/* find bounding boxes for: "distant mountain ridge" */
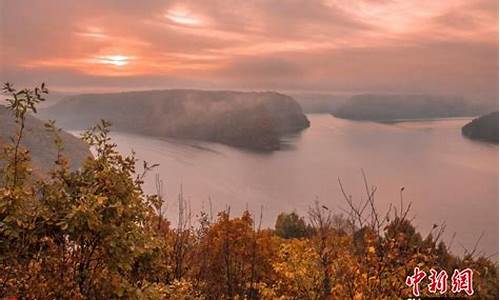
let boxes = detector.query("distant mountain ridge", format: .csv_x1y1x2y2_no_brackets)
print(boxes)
462,111,499,143
289,92,349,113
0,106,91,175
40,89,310,151
333,94,489,121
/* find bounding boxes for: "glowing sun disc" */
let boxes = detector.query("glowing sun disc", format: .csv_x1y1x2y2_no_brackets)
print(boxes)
98,55,130,66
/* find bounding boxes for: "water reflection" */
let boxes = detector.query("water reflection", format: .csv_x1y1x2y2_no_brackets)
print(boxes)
92,114,498,258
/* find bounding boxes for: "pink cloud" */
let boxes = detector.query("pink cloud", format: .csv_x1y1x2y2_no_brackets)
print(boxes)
0,0,497,98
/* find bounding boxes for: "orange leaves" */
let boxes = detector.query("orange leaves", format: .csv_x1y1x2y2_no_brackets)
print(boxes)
0,83,498,299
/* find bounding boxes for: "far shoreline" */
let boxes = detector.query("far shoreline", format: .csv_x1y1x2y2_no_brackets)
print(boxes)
329,113,476,124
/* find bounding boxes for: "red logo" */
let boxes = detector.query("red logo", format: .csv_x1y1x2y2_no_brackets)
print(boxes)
406,267,474,297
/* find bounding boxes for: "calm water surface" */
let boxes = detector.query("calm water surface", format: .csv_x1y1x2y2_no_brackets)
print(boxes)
90,114,498,257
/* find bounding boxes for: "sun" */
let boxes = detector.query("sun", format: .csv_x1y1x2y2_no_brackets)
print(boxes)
97,55,130,67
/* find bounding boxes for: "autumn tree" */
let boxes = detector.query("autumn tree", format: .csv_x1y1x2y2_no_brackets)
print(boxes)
274,211,313,239
0,83,497,299
0,83,167,298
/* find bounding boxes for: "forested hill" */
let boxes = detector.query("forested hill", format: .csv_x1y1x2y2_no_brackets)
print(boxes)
462,111,499,143
41,90,310,151
2,85,498,299
333,94,488,121
0,105,91,173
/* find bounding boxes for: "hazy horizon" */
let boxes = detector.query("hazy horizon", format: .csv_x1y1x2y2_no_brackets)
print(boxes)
1,0,498,101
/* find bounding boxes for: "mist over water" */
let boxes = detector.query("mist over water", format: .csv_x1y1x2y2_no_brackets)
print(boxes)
82,114,498,258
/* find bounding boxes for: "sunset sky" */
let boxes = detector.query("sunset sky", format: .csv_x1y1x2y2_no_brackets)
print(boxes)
0,0,498,98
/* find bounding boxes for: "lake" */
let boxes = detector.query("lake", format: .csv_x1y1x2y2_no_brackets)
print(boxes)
97,114,499,258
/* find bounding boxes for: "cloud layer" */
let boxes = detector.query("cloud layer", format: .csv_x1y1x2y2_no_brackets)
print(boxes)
0,0,498,97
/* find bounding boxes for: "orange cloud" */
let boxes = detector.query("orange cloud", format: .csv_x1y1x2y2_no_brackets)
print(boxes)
0,0,497,97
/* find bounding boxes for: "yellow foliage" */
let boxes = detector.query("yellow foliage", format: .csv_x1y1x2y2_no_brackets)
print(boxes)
0,83,497,300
